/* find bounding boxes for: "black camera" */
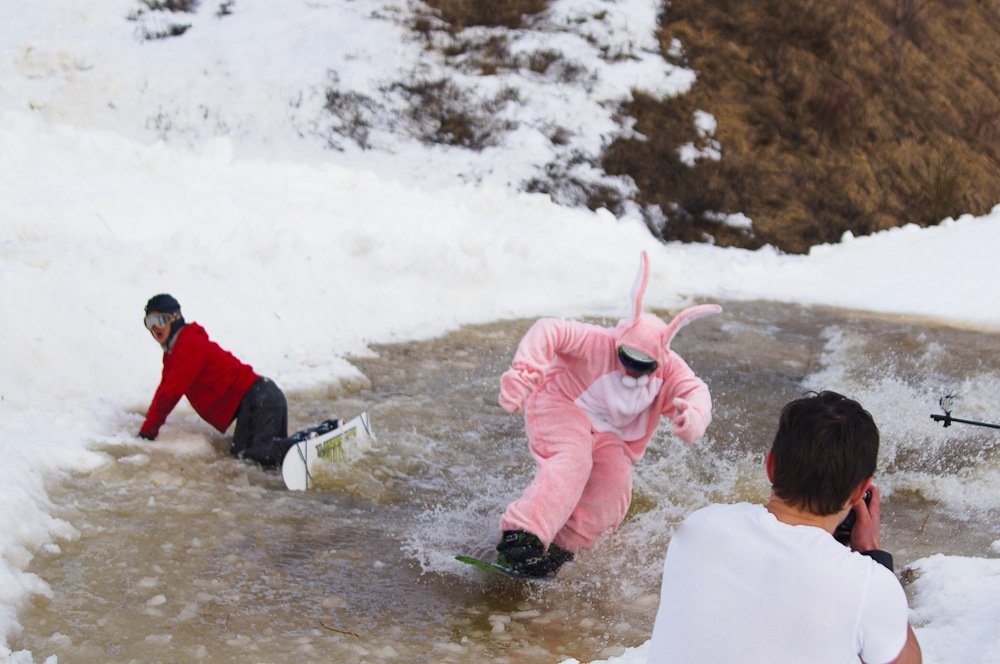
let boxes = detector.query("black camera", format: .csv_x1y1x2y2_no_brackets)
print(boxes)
833,490,872,545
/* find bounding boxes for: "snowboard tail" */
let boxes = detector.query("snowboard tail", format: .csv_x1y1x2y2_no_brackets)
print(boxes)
281,412,376,491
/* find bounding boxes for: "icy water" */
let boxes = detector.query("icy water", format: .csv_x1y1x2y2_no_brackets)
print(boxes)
14,301,1000,663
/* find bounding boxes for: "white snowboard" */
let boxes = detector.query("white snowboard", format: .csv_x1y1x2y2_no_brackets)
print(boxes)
281,412,376,491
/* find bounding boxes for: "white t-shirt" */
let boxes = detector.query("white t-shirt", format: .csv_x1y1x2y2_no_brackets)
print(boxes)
648,503,910,664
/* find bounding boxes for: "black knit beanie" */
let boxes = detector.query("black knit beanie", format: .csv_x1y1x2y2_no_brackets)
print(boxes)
145,293,181,315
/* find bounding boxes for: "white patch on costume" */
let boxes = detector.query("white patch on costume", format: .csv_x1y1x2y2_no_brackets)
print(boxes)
575,372,663,441
621,375,649,388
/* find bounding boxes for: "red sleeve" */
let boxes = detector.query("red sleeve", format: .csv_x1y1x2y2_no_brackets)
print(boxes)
139,329,209,437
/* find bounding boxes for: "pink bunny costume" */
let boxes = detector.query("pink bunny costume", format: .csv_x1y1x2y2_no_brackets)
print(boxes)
498,252,721,553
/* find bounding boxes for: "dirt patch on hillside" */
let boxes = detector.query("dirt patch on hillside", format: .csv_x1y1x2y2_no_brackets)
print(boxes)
606,0,1000,253
419,0,1000,254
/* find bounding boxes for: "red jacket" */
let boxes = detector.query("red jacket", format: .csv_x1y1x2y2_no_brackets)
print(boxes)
140,323,259,438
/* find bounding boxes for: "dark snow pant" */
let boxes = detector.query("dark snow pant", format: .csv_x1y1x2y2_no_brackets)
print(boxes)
231,377,290,467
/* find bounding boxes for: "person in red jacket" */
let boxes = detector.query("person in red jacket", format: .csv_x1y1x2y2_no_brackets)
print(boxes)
138,293,293,467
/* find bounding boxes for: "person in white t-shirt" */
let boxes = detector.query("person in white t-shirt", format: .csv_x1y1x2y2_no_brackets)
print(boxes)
648,390,921,664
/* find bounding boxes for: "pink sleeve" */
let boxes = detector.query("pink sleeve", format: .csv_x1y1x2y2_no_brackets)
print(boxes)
661,353,712,443
498,318,601,413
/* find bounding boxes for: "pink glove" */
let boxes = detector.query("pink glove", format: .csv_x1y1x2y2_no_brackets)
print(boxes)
672,397,707,443
499,368,541,413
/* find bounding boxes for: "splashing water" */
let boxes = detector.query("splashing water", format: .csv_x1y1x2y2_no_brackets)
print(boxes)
13,302,1000,663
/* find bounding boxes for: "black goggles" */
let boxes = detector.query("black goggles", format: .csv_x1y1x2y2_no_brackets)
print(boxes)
144,312,176,331
617,345,658,375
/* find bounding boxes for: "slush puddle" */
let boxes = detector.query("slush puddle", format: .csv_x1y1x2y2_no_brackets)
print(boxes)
13,302,1000,663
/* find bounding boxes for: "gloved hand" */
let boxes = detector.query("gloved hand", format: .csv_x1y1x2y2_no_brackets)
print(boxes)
498,367,542,414
672,397,707,443
137,431,155,441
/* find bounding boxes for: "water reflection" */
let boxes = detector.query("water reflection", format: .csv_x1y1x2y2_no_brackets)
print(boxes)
15,301,1000,663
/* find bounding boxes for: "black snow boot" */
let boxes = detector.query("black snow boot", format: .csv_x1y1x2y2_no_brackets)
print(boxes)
286,418,341,444
495,530,574,578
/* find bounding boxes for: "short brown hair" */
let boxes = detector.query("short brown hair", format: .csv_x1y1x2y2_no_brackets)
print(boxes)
769,391,879,516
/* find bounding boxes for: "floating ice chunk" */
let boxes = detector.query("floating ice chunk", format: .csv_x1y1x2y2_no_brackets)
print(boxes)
119,453,150,466
176,602,199,622
488,614,511,633
322,594,347,609
512,609,541,619
47,633,72,648
146,594,167,606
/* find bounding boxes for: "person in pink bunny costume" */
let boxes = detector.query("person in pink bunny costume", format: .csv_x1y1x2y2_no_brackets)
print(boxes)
494,251,721,577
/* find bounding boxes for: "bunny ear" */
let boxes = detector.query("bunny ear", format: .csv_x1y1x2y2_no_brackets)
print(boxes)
627,251,650,323
663,303,722,349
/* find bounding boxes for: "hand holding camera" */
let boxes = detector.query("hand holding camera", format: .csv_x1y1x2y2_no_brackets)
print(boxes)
833,485,880,551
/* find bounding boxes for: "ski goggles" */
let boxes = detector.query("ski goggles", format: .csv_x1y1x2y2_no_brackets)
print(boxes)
143,312,177,331
617,345,658,375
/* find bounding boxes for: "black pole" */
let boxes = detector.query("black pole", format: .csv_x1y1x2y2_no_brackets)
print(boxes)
930,413,1000,430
